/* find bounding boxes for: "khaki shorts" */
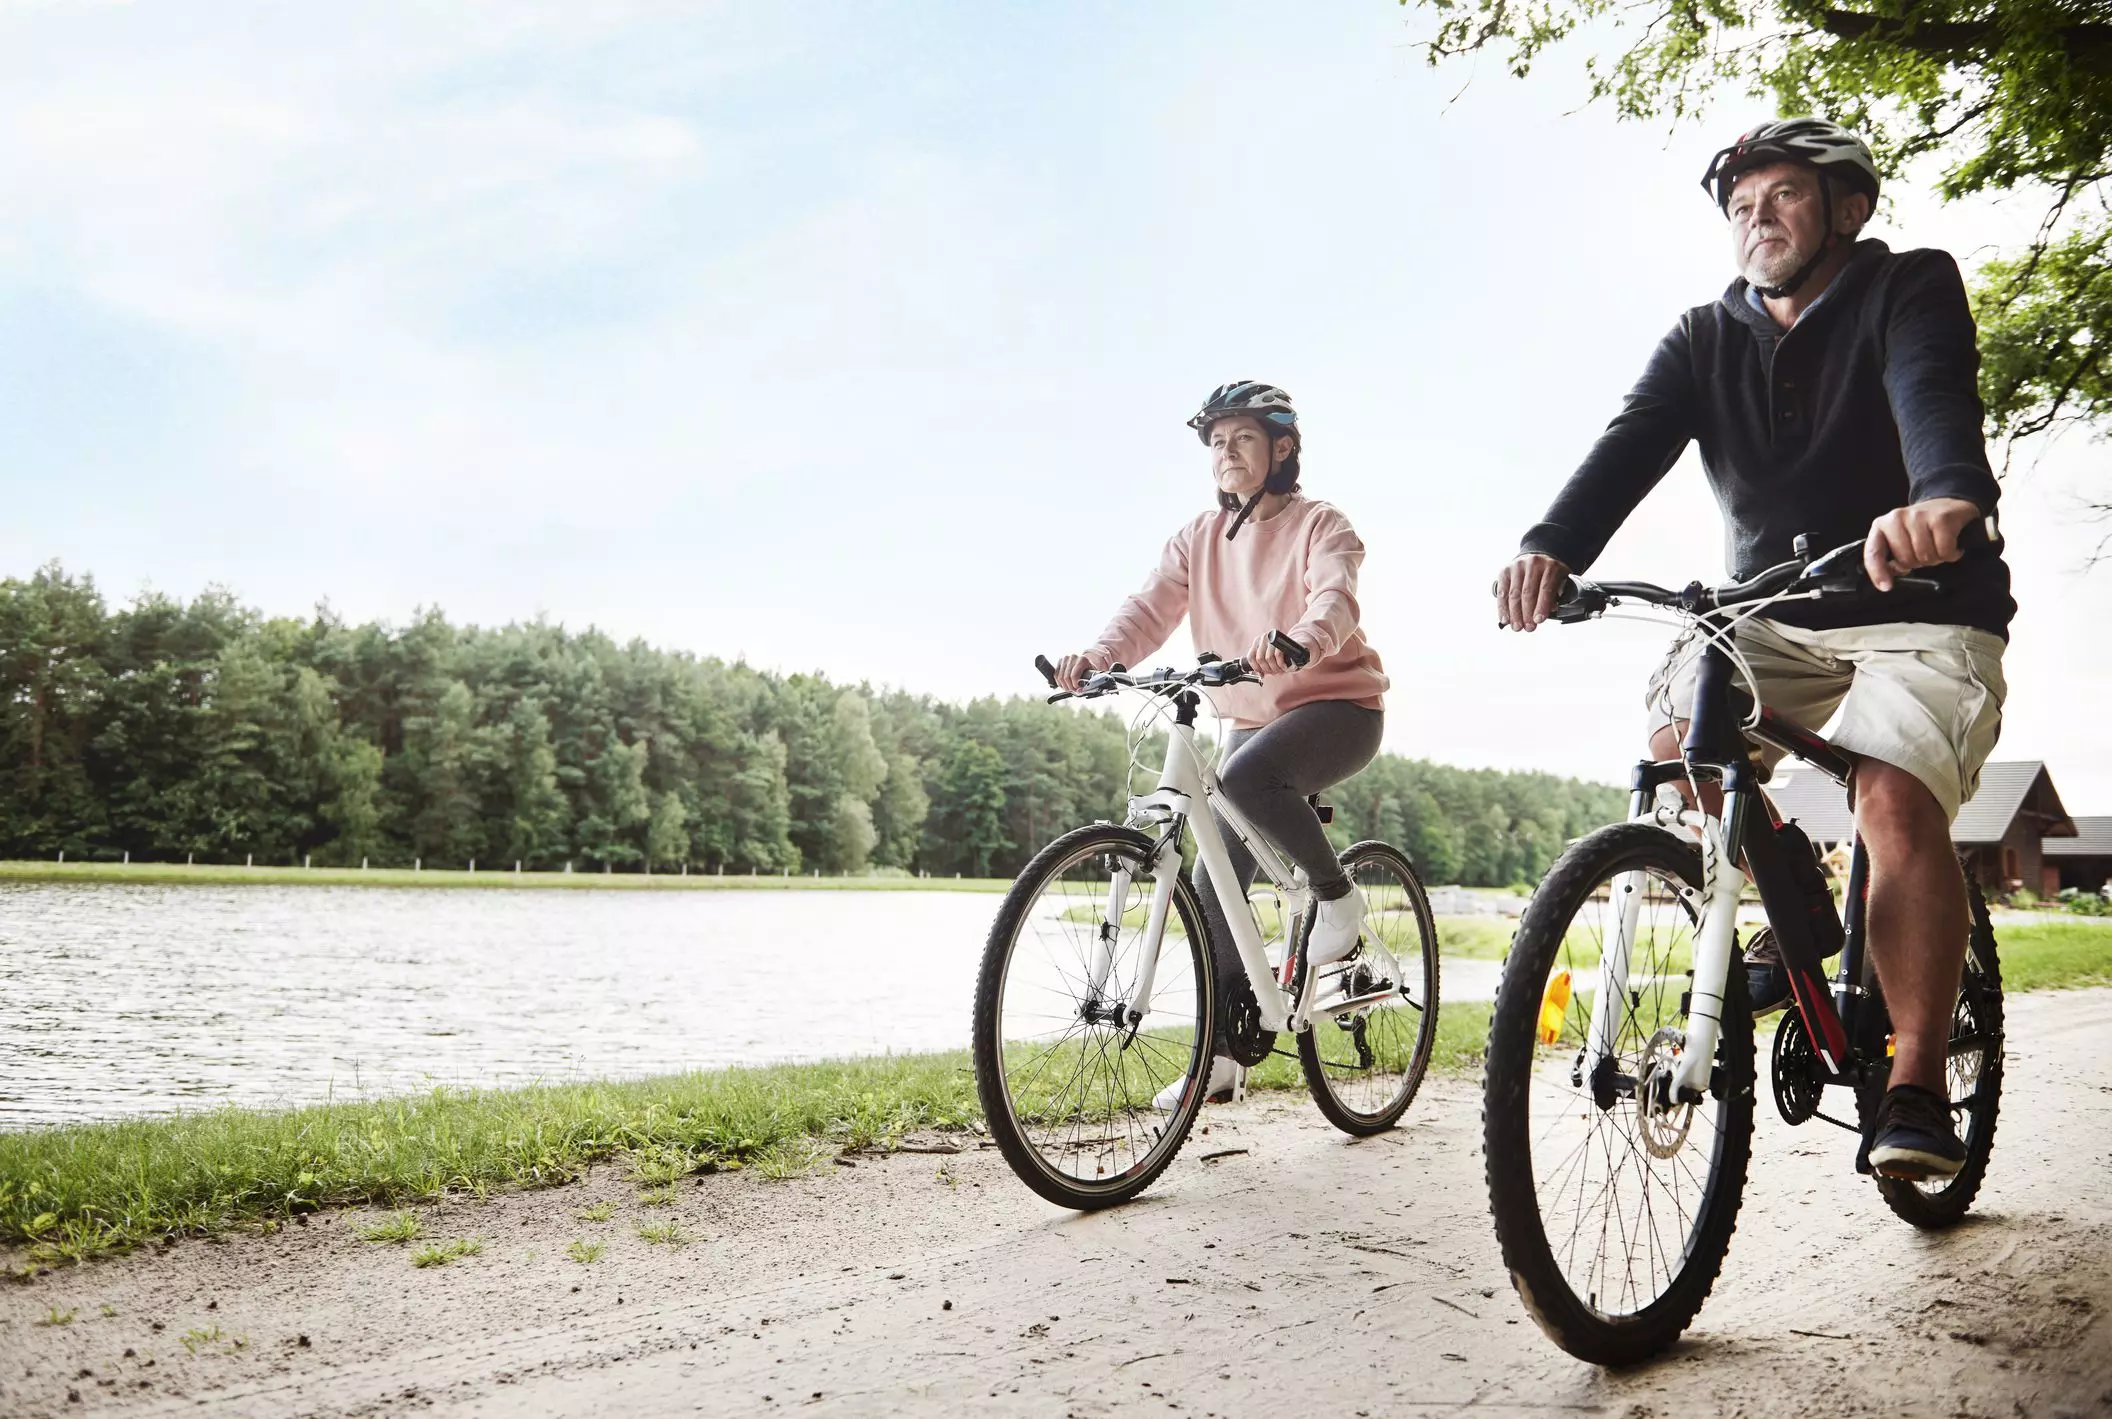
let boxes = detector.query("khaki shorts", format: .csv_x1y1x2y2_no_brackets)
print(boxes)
1647,618,2007,823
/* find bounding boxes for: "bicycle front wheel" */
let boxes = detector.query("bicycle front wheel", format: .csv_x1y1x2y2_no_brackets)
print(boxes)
1298,841,1440,1135
1483,823,1755,1365
971,823,1216,1210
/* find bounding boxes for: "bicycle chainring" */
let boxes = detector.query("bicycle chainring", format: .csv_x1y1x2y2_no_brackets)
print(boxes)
1771,1006,1825,1126
1219,977,1278,1067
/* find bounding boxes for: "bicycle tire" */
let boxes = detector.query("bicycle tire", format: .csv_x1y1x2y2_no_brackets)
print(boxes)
1298,841,1441,1135
1868,872,2003,1228
972,822,1217,1210
1484,822,1756,1366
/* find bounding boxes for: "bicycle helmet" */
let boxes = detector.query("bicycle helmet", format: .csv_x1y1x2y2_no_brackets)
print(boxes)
1700,118,1880,299
1188,381,1300,541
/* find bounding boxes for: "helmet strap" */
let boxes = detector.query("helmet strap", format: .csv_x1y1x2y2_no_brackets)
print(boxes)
1225,444,1288,541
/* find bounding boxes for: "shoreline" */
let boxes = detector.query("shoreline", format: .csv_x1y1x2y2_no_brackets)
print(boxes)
0,861,1012,892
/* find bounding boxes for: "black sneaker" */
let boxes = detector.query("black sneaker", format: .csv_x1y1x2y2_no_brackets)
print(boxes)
1869,1085,1966,1181
1743,928,1793,1016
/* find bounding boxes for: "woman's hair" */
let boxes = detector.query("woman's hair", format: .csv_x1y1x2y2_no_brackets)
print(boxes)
1213,419,1302,513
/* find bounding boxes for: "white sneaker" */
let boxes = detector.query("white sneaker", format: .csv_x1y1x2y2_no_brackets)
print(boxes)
1305,886,1367,969
1152,1055,1241,1111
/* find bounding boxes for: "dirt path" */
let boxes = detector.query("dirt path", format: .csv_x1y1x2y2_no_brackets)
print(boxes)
5,990,2109,1419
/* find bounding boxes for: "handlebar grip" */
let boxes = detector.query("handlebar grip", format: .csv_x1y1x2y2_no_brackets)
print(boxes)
1268,630,1311,668
1033,654,1059,689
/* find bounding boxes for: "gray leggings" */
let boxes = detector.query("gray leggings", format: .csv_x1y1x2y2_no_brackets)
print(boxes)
1194,699,1384,1021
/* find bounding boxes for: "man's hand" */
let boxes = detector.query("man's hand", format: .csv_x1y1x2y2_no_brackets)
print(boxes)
1864,498,1981,592
1054,653,1099,693
1245,633,1294,677
1494,553,1571,632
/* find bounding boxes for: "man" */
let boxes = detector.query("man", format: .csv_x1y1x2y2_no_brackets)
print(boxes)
1493,117,2013,1181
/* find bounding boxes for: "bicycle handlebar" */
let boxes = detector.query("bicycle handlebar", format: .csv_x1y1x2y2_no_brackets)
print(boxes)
1035,632,1310,703
1551,524,1989,624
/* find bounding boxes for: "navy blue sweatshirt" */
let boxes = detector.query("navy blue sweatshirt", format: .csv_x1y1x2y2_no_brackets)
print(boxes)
1520,240,2014,637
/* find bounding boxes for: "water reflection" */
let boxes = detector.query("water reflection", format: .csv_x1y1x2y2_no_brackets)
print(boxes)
0,884,996,1128
0,883,1505,1128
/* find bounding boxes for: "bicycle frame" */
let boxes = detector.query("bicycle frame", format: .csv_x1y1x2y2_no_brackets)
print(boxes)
1092,689,1327,1037
1578,633,1875,1106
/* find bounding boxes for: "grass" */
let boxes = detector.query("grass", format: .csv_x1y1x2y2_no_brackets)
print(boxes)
1993,918,2112,991
0,859,1008,893
410,1238,482,1268
575,1200,614,1223
635,1220,688,1248
566,1239,606,1265
353,1210,422,1244
2,918,2101,1273
0,1054,982,1268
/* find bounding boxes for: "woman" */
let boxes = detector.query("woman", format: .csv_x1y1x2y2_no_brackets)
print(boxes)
1055,380,1390,1105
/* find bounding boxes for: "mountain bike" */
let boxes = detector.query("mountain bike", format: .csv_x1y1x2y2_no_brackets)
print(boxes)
971,635,1441,1209
1483,536,2004,1364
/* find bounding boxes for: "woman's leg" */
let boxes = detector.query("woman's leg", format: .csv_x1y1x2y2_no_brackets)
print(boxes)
1215,701,1384,901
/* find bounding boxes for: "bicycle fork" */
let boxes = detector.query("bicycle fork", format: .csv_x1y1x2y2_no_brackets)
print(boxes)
1579,813,1744,1106
1085,830,1184,1035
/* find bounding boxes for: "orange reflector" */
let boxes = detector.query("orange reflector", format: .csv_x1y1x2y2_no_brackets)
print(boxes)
1886,1032,1896,1058
1538,970,1573,1045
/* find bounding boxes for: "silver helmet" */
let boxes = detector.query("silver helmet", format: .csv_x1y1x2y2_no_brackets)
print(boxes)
1700,117,1880,213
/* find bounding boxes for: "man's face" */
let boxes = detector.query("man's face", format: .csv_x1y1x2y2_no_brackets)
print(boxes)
1727,161,1832,289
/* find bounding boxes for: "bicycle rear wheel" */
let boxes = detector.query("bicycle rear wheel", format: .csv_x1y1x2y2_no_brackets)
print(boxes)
972,823,1215,1210
1868,873,2004,1228
1483,823,1755,1365
1298,841,1440,1135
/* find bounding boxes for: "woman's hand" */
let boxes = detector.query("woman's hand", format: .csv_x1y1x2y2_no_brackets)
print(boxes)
1245,634,1293,677
1054,653,1099,693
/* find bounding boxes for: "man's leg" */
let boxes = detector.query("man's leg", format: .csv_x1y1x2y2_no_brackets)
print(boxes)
1853,759,1969,1094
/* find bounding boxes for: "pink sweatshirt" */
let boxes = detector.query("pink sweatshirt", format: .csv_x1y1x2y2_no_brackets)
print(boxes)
1087,495,1388,728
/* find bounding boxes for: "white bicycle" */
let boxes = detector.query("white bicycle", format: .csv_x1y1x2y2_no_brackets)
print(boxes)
971,636,1441,1209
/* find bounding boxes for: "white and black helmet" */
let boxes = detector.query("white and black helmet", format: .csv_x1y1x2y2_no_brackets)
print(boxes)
1700,117,1880,213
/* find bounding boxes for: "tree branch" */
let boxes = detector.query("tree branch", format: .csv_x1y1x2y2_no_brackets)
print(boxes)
1821,9,2112,74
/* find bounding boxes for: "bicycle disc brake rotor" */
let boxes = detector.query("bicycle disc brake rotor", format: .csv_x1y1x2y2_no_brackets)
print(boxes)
1220,976,1277,1067
1771,1007,1824,1125
1637,1027,1696,1159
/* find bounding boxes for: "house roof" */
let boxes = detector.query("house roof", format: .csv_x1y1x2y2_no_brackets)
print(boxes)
1765,760,2077,847
2045,816,2112,859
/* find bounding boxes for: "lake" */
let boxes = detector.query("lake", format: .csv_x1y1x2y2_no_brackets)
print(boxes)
0,883,1500,1128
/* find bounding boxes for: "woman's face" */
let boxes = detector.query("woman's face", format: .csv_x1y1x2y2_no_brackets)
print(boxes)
1208,415,1289,498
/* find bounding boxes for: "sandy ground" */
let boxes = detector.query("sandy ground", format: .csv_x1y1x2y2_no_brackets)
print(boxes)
4,990,2109,1419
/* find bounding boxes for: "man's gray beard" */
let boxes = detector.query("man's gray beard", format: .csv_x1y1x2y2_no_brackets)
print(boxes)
1742,235,1814,290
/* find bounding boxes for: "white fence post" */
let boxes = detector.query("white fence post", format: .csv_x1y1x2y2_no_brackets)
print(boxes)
515,860,522,874
246,853,253,868
469,858,476,874
415,858,422,872
361,857,368,870
304,855,311,869
123,850,130,865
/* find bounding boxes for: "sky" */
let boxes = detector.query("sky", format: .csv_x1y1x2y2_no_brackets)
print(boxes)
5,0,2109,810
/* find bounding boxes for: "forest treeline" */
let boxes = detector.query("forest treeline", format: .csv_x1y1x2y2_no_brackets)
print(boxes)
0,565,1623,885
